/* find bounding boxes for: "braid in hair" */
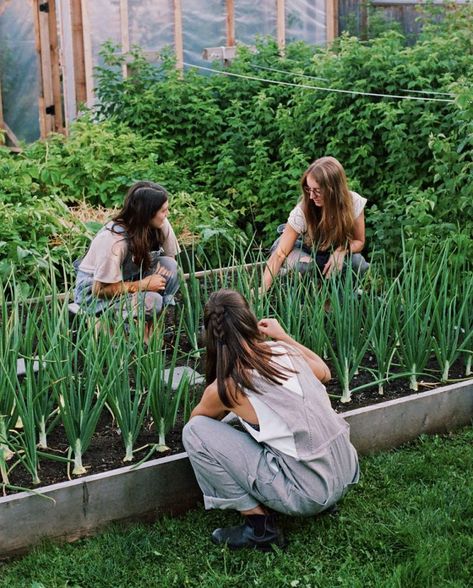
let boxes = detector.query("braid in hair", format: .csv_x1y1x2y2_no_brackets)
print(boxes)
204,289,295,409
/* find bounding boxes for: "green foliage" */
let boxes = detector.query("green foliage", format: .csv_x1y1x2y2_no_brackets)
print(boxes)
1,5,472,290
1,428,472,586
92,4,472,256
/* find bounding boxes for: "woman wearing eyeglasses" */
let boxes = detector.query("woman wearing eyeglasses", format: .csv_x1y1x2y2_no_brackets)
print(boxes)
74,181,180,337
262,156,369,292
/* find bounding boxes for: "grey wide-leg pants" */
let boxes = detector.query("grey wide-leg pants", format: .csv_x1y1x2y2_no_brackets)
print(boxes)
183,416,359,516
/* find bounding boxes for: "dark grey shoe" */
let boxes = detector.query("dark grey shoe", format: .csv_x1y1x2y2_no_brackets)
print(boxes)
211,515,287,551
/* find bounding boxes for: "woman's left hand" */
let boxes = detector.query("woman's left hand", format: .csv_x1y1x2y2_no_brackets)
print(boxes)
323,249,346,279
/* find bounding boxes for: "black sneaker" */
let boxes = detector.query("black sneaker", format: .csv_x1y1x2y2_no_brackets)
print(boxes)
211,514,287,551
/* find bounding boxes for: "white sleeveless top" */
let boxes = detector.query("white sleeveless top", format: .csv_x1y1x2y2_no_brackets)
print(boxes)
239,344,303,458
287,191,367,235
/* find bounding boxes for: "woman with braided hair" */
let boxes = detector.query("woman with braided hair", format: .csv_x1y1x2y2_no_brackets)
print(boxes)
183,289,359,551
262,156,369,292
74,181,180,338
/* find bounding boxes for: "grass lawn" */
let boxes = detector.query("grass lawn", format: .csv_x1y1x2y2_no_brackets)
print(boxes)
1,427,472,588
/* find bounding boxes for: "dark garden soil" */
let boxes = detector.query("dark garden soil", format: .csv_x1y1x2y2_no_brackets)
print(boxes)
5,353,469,496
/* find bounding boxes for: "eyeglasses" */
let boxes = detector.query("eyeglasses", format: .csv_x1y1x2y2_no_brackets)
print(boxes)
303,185,322,197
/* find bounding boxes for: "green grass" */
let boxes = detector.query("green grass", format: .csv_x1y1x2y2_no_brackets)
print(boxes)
1,428,472,588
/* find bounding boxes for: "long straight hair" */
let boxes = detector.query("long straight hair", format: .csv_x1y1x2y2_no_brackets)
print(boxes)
301,156,354,250
112,181,168,269
204,289,294,408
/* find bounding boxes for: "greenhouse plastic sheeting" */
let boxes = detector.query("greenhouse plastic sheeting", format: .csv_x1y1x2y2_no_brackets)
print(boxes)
0,0,40,142
86,0,327,75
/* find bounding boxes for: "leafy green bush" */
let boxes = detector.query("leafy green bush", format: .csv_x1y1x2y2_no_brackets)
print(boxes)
93,5,472,256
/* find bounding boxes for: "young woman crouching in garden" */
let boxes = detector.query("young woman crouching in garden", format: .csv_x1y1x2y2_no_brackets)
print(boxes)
74,181,180,337
183,289,359,550
262,156,369,292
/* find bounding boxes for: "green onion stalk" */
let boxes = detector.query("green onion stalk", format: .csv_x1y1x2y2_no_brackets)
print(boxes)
366,282,397,395
324,268,372,403
393,251,438,392
105,308,160,462
50,311,114,475
146,319,190,452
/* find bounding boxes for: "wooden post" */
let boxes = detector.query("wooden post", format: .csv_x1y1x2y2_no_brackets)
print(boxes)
33,0,53,137
80,0,94,107
120,0,130,78
173,0,184,71
226,0,235,47
276,0,285,53
70,0,87,105
56,0,76,128
325,0,338,44
0,79,4,146
360,0,368,41
48,0,65,133
0,79,22,150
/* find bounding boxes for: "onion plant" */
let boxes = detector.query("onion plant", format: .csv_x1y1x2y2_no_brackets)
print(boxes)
104,308,163,462
0,278,21,461
366,282,397,395
324,269,372,402
49,309,115,475
179,248,203,356
145,321,190,452
393,252,438,391
300,278,330,358
432,276,473,383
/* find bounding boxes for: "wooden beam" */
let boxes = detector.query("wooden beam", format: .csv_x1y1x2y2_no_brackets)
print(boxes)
173,0,183,71
120,0,130,78
0,79,4,145
226,0,235,47
56,0,76,128
32,0,50,138
70,0,87,105
325,0,337,44
48,0,65,133
80,0,94,107
276,0,285,53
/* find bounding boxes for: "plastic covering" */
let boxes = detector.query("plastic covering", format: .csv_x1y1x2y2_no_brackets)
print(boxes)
0,0,40,142
86,0,328,73
0,0,328,142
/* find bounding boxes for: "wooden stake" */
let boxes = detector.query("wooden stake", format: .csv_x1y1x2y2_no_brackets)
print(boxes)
32,0,50,137
0,79,4,145
70,0,87,105
276,0,285,53
80,0,94,106
325,0,338,44
56,0,76,128
48,0,65,133
226,0,235,47
120,0,130,78
173,0,183,72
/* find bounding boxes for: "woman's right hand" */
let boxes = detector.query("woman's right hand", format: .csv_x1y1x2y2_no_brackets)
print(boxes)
143,274,167,292
258,318,287,341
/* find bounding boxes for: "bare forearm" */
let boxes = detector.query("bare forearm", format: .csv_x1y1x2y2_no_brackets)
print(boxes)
93,277,153,298
348,240,364,254
277,333,331,382
263,251,285,291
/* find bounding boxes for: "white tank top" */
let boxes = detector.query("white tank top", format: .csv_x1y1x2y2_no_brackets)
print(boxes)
239,344,302,458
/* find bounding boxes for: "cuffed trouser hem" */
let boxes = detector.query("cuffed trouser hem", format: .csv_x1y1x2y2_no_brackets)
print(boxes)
203,493,260,512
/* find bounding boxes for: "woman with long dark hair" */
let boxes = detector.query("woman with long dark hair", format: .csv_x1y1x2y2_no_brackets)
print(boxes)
183,289,359,550
74,181,180,330
262,156,369,292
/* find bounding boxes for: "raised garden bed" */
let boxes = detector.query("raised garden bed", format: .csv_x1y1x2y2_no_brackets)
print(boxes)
1,379,471,559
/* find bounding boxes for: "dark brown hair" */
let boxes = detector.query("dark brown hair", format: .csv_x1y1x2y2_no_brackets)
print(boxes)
301,156,354,251
204,289,293,408
112,181,168,269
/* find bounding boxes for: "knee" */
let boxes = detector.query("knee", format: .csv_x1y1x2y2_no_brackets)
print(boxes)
143,291,163,315
159,256,178,276
182,416,211,454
